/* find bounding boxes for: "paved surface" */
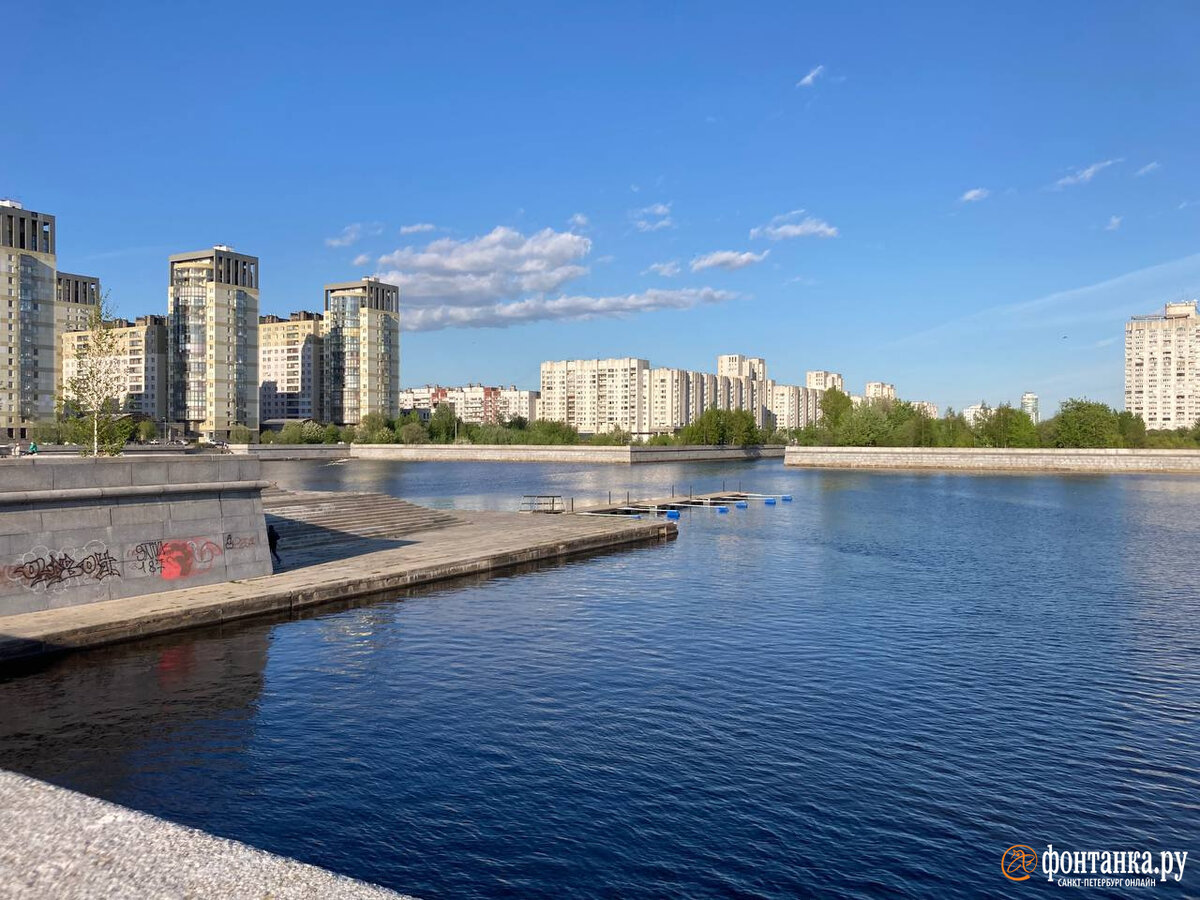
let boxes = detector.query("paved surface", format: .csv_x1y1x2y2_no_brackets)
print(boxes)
0,495,675,663
0,769,412,899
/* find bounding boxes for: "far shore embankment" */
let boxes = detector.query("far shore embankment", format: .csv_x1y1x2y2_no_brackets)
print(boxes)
233,443,786,464
785,446,1200,474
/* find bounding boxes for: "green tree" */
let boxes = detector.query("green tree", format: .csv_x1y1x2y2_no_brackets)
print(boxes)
836,403,888,446
322,423,341,444
398,422,430,444
301,420,325,443
357,412,396,443
1116,411,1146,448
1051,399,1121,448
820,387,852,429
136,419,158,443
229,424,255,443
278,422,305,444
976,404,1039,448
30,421,62,444
428,403,458,443
61,296,128,456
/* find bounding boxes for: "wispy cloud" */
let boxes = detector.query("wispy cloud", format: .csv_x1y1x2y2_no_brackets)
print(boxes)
796,65,824,88
645,260,681,277
631,202,673,232
568,213,589,228
691,249,769,272
1054,159,1122,189
1094,336,1118,348
399,223,437,235
1105,215,1122,231
403,288,738,332
352,253,371,266
325,222,384,247
1135,161,1161,177
959,188,990,203
749,209,838,240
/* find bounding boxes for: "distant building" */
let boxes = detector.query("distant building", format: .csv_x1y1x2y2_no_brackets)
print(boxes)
1125,301,1200,430
865,381,896,401
0,200,101,438
497,387,538,422
962,403,987,427
538,358,650,434
910,400,939,418
1021,392,1039,425
322,277,401,426
168,245,260,440
259,312,323,422
805,370,844,392
62,315,168,422
717,354,767,382
398,384,538,425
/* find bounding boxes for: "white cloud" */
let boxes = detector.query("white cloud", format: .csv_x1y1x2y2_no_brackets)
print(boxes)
1054,159,1122,188
568,213,589,228
749,209,838,240
691,249,769,272
376,226,591,307
959,188,990,203
352,253,371,266
797,65,824,88
1135,162,1161,177
399,223,437,235
403,287,738,332
1105,215,1122,231
325,222,384,247
646,260,681,277
631,202,673,232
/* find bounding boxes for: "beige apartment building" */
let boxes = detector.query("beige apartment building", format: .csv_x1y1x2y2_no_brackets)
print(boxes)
538,358,650,434
1020,392,1038,425
167,246,259,440
397,384,539,425
1,200,101,439
1125,301,1200,429
864,381,896,401
259,311,323,423
718,354,767,382
806,370,844,392
62,315,168,421
322,277,401,426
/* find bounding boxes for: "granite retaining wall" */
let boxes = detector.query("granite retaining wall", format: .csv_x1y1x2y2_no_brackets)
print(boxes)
0,457,272,617
784,446,1200,473
237,443,785,464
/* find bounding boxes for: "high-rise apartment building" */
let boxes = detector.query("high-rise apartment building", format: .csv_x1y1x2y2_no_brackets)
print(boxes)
644,367,689,434
806,370,844,392
167,245,259,440
1125,301,1200,429
0,200,100,439
497,387,538,422
259,311,323,423
864,381,896,401
322,277,401,426
62,315,168,421
538,358,650,434
717,354,767,382
1020,392,1039,425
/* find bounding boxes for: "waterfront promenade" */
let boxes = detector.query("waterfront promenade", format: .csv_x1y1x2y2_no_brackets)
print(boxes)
785,446,1200,473
0,491,675,664
0,770,412,899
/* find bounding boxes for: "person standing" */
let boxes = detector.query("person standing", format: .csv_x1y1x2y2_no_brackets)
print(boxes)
267,524,282,566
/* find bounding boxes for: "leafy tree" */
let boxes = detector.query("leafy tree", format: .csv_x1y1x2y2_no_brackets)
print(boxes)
1050,399,1121,448
30,421,62,444
588,427,632,446
506,415,529,431
820,387,852,429
277,422,305,444
61,296,127,456
301,421,325,443
259,430,276,444
229,424,255,443
836,403,888,446
429,403,458,443
975,404,1038,448
357,412,396,443
136,419,158,443
1116,411,1146,448
322,423,341,444
398,422,429,444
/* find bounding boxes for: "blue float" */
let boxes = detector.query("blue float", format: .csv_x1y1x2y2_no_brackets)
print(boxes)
735,501,748,509
765,497,777,505
717,506,729,514
781,495,793,502
665,509,681,520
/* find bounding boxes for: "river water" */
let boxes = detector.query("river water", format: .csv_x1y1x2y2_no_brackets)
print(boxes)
1,460,1197,898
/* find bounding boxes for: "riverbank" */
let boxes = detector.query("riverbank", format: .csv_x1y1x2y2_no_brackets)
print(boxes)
0,501,674,664
785,445,1200,473
236,443,785,464
0,770,411,899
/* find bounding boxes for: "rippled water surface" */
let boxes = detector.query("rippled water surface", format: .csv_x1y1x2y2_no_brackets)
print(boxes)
2,460,1198,898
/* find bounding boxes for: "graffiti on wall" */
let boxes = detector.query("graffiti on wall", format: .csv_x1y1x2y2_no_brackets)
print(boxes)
224,534,257,551
4,542,121,592
128,537,224,581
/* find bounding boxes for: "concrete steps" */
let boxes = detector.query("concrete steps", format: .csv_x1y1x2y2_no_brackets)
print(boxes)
262,490,464,570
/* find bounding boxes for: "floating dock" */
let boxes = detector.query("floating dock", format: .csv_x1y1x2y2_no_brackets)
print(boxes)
578,490,792,518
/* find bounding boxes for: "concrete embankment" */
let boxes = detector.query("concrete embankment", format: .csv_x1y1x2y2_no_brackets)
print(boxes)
0,500,675,664
236,443,785,464
785,446,1200,473
0,769,412,899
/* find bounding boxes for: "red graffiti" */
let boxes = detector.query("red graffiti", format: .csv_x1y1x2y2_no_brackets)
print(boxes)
157,539,222,580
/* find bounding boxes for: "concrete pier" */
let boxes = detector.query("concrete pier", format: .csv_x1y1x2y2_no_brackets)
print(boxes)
0,769,412,899
0,490,675,664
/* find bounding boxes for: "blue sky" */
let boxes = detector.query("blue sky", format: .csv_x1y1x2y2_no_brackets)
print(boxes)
7,1,1199,414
